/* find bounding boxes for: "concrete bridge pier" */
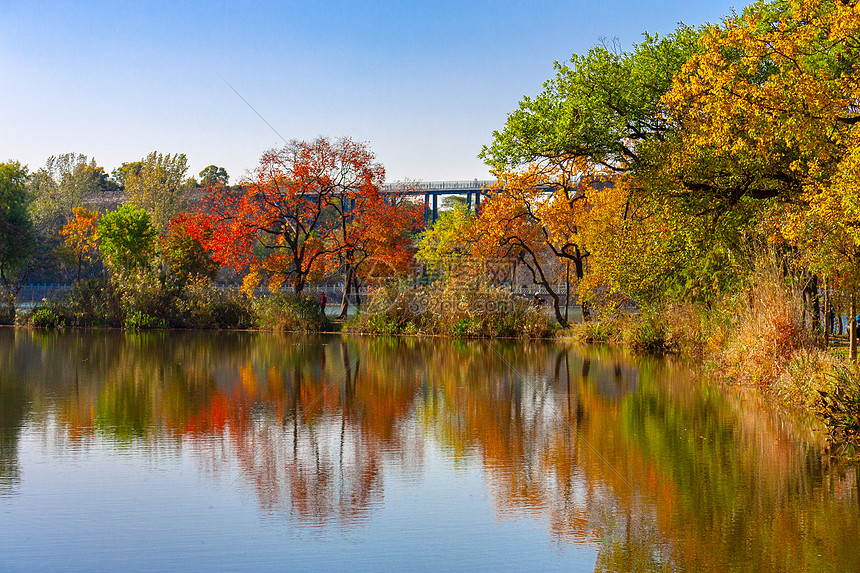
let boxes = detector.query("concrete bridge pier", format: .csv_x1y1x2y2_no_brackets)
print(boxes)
466,191,482,211
423,193,439,223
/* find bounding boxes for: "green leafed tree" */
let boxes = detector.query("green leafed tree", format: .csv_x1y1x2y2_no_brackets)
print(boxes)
111,161,143,188
479,27,700,175
29,153,115,232
198,165,229,186
416,202,477,264
125,151,194,232
97,205,158,276
0,162,36,322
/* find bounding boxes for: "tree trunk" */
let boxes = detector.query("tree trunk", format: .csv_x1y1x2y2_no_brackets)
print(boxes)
550,291,568,328
838,297,844,336
352,273,362,309
823,279,830,347
572,257,590,323
851,292,857,363
809,275,821,341
294,275,305,294
0,273,16,325
0,291,14,324
338,266,354,319
564,262,571,324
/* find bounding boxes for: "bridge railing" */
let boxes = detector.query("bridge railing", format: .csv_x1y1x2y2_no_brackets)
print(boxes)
383,180,496,192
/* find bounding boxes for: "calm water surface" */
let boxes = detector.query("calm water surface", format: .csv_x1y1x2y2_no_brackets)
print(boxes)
0,329,858,572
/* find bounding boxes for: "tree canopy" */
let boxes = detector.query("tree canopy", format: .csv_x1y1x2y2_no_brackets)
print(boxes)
125,151,194,232
0,161,36,320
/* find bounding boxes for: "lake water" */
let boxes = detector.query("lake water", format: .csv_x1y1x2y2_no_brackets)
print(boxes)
0,329,858,572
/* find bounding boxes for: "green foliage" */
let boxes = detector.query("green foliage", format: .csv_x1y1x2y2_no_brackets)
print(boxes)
125,151,194,231
255,293,331,332
65,276,123,326
479,26,700,172
818,367,860,454
172,280,255,330
111,161,142,187
28,153,113,233
97,205,158,275
28,305,67,328
17,277,121,328
0,162,34,267
347,284,554,339
0,161,35,321
199,165,229,186
125,311,168,330
416,203,476,268
622,315,674,353
567,318,623,344
20,274,255,330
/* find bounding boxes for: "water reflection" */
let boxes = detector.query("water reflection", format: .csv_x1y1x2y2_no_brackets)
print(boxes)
1,328,858,570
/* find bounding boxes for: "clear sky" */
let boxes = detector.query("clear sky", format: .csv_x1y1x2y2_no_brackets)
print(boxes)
1,1,739,184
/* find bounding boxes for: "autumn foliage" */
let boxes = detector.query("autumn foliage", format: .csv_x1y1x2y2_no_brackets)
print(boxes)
59,207,100,282
199,137,421,298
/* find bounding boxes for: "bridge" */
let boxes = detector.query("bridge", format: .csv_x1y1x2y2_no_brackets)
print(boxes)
382,180,496,223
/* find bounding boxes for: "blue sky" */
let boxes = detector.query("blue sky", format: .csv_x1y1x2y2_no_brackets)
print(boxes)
1,1,739,183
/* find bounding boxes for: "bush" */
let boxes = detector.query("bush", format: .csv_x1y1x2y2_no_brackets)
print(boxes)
772,348,837,409
18,278,122,328
718,267,810,386
114,269,171,323
125,311,168,330
27,305,67,328
255,292,331,332
566,317,623,344
347,284,554,339
623,316,673,352
65,277,123,326
172,279,254,329
817,366,860,454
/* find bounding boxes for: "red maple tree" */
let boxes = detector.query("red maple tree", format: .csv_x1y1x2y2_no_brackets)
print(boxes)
197,136,421,298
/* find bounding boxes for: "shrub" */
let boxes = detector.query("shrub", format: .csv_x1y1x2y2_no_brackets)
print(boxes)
347,284,553,339
172,279,254,329
566,317,623,344
817,366,860,454
18,278,121,328
255,292,331,332
718,266,810,386
65,276,123,326
28,305,66,328
623,316,673,352
125,311,168,330
773,348,837,409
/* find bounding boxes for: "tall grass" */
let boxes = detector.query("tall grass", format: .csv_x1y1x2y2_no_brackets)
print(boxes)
20,275,255,330
347,284,554,339
718,266,811,386
255,292,331,332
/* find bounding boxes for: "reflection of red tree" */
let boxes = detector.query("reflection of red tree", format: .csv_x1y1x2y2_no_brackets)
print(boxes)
177,347,423,528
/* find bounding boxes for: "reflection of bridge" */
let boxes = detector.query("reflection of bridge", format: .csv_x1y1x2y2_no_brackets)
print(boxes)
382,180,496,223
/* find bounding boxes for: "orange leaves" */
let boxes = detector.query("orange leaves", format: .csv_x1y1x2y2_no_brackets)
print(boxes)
476,162,597,263
473,162,606,324
199,136,417,293
59,207,99,258
59,207,100,280
163,212,219,283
